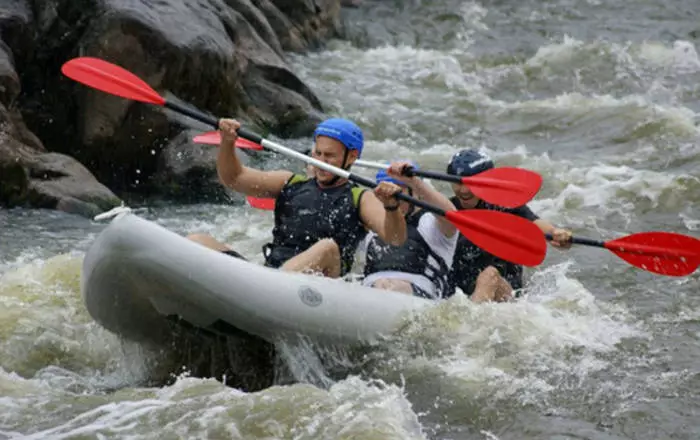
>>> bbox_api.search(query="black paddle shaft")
[545,233,604,248]
[165,101,263,144]
[403,167,461,183]
[350,173,447,216]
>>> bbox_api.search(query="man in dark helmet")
[445,149,573,298]
[359,160,510,303]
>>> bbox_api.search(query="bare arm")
[409,179,457,238]
[217,119,293,198]
[534,219,555,234]
[534,218,572,249]
[359,191,407,246]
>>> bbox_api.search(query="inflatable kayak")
[81,212,434,347]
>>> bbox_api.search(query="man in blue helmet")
[359,161,511,302]
[187,118,407,278]
[445,149,573,297]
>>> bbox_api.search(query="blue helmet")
[313,118,364,157]
[447,149,494,176]
[375,160,419,186]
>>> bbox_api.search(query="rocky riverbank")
[0,0,347,217]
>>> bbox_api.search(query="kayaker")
[187,117,408,278]
[360,161,512,303]
[445,149,573,297]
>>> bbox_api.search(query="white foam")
[379,262,644,410]
[10,375,424,439]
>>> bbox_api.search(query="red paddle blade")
[193,131,263,150]
[61,57,165,106]
[247,197,275,210]
[445,210,547,266]
[463,167,543,208]
[604,232,700,276]
[193,131,221,145]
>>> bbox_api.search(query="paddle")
[353,160,541,208]
[61,56,548,267]
[546,231,700,276]
[194,131,264,150]
[247,196,275,210]
[192,131,542,208]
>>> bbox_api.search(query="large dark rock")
[0,0,345,211]
[153,129,243,203]
[0,109,121,217]
[0,9,121,217]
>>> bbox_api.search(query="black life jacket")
[446,196,523,296]
[264,174,366,276]
[364,210,451,298]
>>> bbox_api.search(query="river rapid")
[1,0,699,438]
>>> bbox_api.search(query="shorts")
[410,283,434,299]
[221,249,248,261]
[222,248,279,268]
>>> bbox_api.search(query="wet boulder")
[18,0,341,198]
[1,0,346,211]
[0,16,120,217]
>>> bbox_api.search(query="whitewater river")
[1,1,699,438]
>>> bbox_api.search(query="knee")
[317,238,340,259]
[186,233,211,243]
[476,266,501,287]
[186,233,229,252]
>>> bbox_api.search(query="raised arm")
[217,118,293,198]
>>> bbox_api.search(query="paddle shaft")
[164,101,263,144]
[545,233,603,248]
[354,160,462,183]
[545,233,696,255]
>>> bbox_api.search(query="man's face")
[312,136,357,184]
[451,180,480,209]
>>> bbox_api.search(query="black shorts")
[221,249,248,261]
[410,283,434,299]
[222,248,281,268]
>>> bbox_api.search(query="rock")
[154,130,231,203]
[0,0,33,67]
[341,0,362,7]
[0,127,121,217]
[15,0,341,200]
[0,41,20,105]
[153,129,262,203]
[1,0,346,208]
[0,136,31,207]
[25,152,122,215]
[0,33,121,217]
[254,0,342,52]
[0,106,121,216]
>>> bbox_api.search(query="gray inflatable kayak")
[81,212,434,347]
